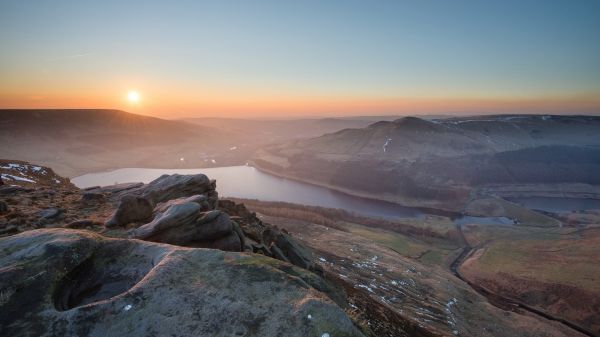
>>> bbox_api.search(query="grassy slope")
[460,224,600,333]
[462,224,600,292]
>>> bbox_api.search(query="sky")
[1,0,599,119]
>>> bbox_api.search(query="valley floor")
[247,204,599,337]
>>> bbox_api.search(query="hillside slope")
[0,109,244,176]
[183,117,380,143]
[252,115,600,211]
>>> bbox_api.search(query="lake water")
[507,197,600,213]
[72,166,424,219]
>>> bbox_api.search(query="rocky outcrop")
[100,174,217,228]
[0,159,75,188]
[133,174,214,204]
[105,195,153,227]
[153,194,210,213]
[0,201,8,214]
[219,200,320,272]
[0,163,363,336]
[81,191,105,204]
[129,206,244,252]
[0,229,364,337]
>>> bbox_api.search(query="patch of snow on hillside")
[1,163,47,175]
[383,137,392,152]
[31,166,46,174]
[1,163,25,170]
[1,174,36,183]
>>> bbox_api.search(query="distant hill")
[0,110,379,177]
[181,117,379,142]
[0,109,243,177]
[252,114,600,211]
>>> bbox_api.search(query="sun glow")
[127,91,140,104]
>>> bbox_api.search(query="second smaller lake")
[507,197,600,213]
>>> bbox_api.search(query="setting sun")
[127,91,140,104]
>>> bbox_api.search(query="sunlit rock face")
[0,229,364,337]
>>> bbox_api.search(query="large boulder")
[105,195,153,227]
[153,194,210,214]
[273,232,315,271]
[0,229,363,337]
[136,174,214,204]
[129,202,202,242]
[195,210,234,240]
[130,209,242,251]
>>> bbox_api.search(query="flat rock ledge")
[0,229,364,337]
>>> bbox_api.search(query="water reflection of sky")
[72,166,423,219]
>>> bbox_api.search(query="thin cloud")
[46,53,93,62]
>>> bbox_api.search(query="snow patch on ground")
[382,137,392,152]
[1,174,36,183]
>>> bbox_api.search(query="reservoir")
[72,165,423,219]
[73,166,600,222]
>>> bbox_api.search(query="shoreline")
[251,160,600,204]
[248,161,465,214]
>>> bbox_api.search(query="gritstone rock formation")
[0,229,363,337]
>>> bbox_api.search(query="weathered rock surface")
[219,200,319,272]
[86,182,143,195]
[153,194,209,213]
[0,229,364,337]
[0,166,346,334]
[133,174,214,204]
[65,219,103,229]
[133,202,202,239]
[130,208,242,251]
[273,231,314,270]
[81,191,105,204]
[105,195,153,227]
[37,207,62,219]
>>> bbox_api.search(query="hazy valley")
[0,109,383,177]
[2,1,599,336]
[2,110,600,336]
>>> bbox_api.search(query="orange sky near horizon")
[1,89,599,119]
[1,2,599,119]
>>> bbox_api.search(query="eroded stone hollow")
[53,241,163,311]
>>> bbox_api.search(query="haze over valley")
[1,1,600,336]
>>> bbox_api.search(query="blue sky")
[1,0,599,117]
